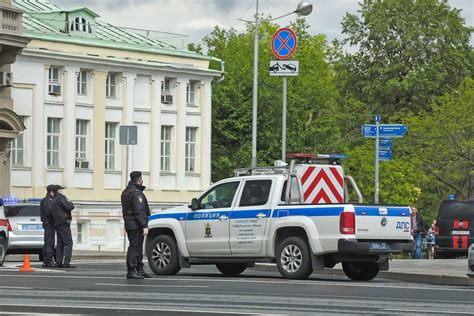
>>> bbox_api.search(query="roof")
[12,0,215,62]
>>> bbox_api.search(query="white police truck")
[146,154,414,281]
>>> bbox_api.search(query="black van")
[435,200,473,258]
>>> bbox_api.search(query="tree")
[337,0,472,117]
[204,19,343,181]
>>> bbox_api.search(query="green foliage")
[204,19,342,180]
[197,0,472,223]
[338,0,472,116]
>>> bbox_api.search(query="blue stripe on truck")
[354,206,410,217]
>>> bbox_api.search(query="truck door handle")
[256,213,267,219]
[218,215,229,221]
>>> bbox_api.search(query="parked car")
[0,199,9,266]
[435,199,474,259]
[1,199,45,261]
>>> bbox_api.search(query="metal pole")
[251,0,259,168]
[282,77,287,162]
[375,119,380,204]
[123,130,130,253]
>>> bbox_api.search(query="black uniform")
[121,181,150,274]
[51,192,75,267]
[40,194,55,265]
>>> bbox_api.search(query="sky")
[56,0,473,48]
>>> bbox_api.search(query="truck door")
[185,181,241,256]
[229,179,272,254]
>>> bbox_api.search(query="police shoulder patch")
[138,196,143,203]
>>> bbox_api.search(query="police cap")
[130,171,142,180]
[52,185,65,193]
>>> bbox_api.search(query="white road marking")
[95,282,209,288]
[0,303,265,315]
[384,308,473,314]
[0,272,472,293]
[0,286,35,290]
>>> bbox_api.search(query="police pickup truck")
[146,154,414,281]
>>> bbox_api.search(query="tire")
[146,235,181,276]
[0,236,6,267]
[276,236,313,280]
[342,261,379,281]
[216,263,246,276]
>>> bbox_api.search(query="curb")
[251,263,473,286]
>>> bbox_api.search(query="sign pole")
[282,77,287,161]
[375,115,380,204]
[251,0,259,169]
[123,129,130,253]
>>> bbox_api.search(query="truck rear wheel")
[146,235,181,276]
[0,236,6,266]
[216,263,246,276]
[342,261,379,281]
[276,236,313,280]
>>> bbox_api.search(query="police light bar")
[27,198,43,203]
[0,197,20,205]
[448,194,456,200]
[287,153,349,159]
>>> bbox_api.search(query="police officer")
[121,171,151,279]
[40,185,56,268]
[51,185,75,268]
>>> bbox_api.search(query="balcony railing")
[0,6,22,36]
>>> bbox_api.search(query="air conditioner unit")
[48,83,61,95]
[75,159,89,169]
[0,72,13,87]
[161,93,173,104]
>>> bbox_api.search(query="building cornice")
[20,48,222,78]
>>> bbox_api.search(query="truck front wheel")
[342,261,379,281]
[146,235,181,276]
[216,263,246,276]
[276,236,313,280]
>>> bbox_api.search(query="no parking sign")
[271,28,297,60]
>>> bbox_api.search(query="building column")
[63,66,79,188]
[200,80,212,189]
[0,141,12,197]
[121,73,136,185]
[176,78,188,190]
[150,75,164,190]
[92,71,107,199]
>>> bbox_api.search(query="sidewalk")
[253,259,474,286]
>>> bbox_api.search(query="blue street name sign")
[379,148,393,161]
[379,138,392,148]
[361,124,408,138]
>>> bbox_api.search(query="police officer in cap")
[121,171,152,279]
[40,184,56,267]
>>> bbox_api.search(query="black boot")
[127,271,144,279]
[137,268,153,278]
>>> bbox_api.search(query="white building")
[10,0,222,250]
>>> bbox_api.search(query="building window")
[47,118,61,167]
[105,122,117,170]
[185,127,197,172]
[70,16,92,33]
[11,116,26,167]
[106,73,116,98]
[160,126,172,171]
[161,78,171,94]
[49,67,60,83]
[77,70,88,95]
[186,81,197,105]
[77,222,83,243]
[75,119,89,169]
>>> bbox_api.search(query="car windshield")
[438,201,474,220]
[4,205,40,217]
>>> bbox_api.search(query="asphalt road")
[0,259,473,315]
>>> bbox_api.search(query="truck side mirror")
[190,198,199,211]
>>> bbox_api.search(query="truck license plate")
[452,230,470,235]
[22,224,43,231]
[370,242,389,250]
